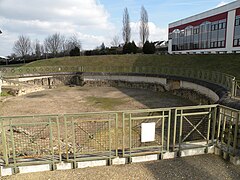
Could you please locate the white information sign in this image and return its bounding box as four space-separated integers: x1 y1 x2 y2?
141 122 156 143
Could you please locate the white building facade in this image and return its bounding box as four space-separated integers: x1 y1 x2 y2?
168 1 240 54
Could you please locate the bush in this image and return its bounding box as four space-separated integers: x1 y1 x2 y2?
123 41 138 54
143 41 156 54
69 46 80 56
131 41 137 54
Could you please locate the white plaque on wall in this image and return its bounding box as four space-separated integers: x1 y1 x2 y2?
141 122 156 143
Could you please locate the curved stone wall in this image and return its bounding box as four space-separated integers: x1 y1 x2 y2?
4 72 230 105
4 71 240 109
83 72 228 103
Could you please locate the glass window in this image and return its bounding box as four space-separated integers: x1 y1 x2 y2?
184 26 193 50
185 27 192 36
209 19 227 48
217 41 225 48
234 16 240 47
172 29 180 51
211 25 215 31
218 29 225 41
211 30 218 42
235 18 240 26
210 42 214 48
234 39 237 46
219 23 223 29
218 22 226 29
193 27 199 34
180 30 185 37
211 21 218 31
200 22 211 49
237 24 240 32
222 22 226 29
219 19 226 29
222 41 225 47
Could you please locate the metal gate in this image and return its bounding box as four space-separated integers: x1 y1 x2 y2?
63 112 118 164
122 108 171 158
0 115 60 169
173 105 217 153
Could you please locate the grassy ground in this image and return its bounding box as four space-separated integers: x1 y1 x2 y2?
86 96 127 110
23 54 240 79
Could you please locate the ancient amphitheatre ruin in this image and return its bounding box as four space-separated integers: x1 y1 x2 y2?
0 63 240 179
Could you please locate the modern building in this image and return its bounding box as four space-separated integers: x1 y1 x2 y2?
168 0 240 54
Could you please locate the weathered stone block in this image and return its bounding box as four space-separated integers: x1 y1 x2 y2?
131 154 158 163
77 160 107 168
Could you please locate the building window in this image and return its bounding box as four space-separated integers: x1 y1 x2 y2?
235 17 240 26
210 19 226 49
234 39 240 46
233 16 240 47
193 27 199 34
171 29 180 51
219 22 226 29
217 40 225 48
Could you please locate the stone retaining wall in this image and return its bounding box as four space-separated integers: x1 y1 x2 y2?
3 72 240 109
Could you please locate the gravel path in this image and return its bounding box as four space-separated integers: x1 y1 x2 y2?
3 154 240 180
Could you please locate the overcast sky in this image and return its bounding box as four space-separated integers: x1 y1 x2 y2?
0 0 236 56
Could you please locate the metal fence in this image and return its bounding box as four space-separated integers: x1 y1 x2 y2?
173 105 217 153
0 115 60 169
215 105 240 156
233 80 240 99
1 104 239 171
63 112 118 165
0 66 236 96
122 108 171 159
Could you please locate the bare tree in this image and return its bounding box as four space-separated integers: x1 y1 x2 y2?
67 34 81 51
40 45 45 56
122 8 131 44
140 6 149 47
61 34 81 56
44 33 64 57
32 39 41 59
13 35 31 62
111 35 120 47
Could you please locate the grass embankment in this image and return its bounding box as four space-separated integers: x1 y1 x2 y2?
24 54 240 79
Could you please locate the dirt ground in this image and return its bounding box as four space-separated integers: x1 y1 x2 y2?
0 86 195 116
2 154 240 180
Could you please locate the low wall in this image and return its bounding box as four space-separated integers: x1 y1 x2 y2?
83 73 222 104
2 72 226 105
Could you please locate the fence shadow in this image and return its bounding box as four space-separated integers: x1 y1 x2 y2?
143 154 240 179
116 87 196 109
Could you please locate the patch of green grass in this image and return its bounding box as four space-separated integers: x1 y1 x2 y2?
86 96 126 110
24 54 240 79
0 91 11 97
